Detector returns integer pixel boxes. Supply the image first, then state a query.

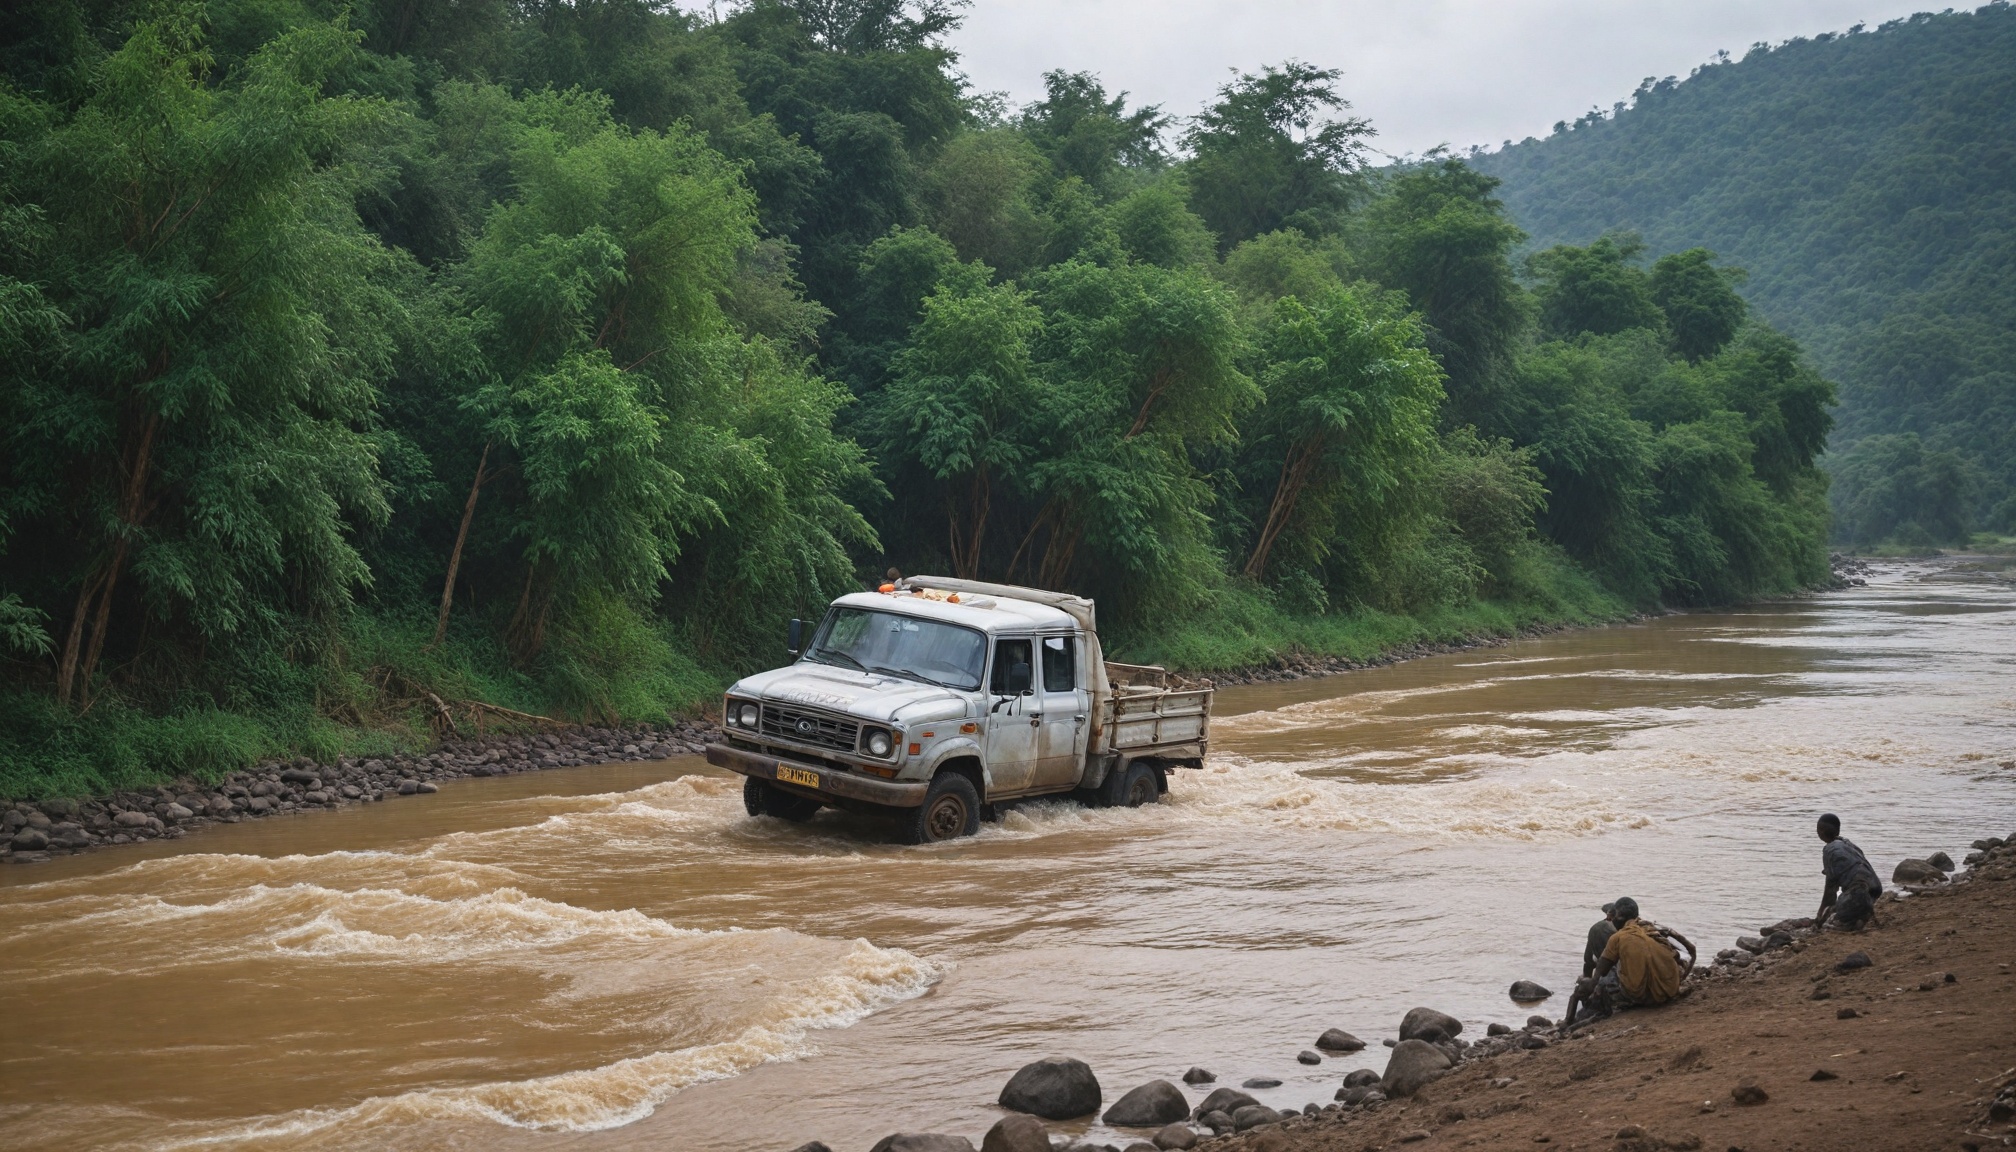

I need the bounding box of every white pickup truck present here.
[707,576,1213,842]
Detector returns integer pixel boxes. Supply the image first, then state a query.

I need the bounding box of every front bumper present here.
[707,743,929,808]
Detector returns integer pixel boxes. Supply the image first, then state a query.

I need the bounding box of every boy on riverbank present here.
[1560,897,1697,1030]
[1815,813,1882,930]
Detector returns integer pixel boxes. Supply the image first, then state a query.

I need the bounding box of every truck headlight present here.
[736,703,759,728]
[863,728,893,758]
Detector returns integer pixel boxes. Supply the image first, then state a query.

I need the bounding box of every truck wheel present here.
[901,772,980,844]
[744,776,820,822]
[1110,761,1160,808]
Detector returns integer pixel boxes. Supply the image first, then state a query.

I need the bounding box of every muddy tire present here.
[1116,761,1160,808]
[744,776,821,822]
[901,772,980,844]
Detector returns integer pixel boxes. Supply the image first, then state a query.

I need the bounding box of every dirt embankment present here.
[1212,838,2016,1152]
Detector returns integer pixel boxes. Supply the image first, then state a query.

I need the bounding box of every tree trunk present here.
[1125,366,1175,439]
[1244,437,1322,581]
[60,412,160,707]
[1036,502,1082,590]
[431,441,491,647]
[947,466,991,580]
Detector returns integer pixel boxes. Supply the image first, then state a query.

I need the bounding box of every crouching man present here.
[1560,897,1697,1031]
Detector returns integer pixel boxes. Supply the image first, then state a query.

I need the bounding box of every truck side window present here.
[992,638,1032,693]
[1041,635,1075,692]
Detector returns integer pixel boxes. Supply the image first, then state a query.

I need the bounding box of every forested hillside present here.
[1473,3,2016,547]
[0,0,1833,795]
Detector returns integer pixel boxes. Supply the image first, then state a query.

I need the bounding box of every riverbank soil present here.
[1214,860,2016,1152]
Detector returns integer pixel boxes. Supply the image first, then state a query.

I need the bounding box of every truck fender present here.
[922,739,988,789]
[1079,752,1120,791]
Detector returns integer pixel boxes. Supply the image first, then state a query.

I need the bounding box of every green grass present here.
[1110,544,1631,673]
[2,550,1633,800]
[0,600,734,802]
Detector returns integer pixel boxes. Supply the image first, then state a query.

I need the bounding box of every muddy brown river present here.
[5,560,2015,1152]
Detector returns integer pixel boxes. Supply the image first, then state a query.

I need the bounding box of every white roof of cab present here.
[829,590,1076,633]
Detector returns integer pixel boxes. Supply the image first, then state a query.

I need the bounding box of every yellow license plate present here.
[775,765,820,787]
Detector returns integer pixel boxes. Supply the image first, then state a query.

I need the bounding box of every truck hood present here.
[731,663,972,725]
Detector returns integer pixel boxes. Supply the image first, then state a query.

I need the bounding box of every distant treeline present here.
[0,1,1831,789]
[1475,2,2016,549]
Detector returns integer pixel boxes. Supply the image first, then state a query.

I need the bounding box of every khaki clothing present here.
[1601,919,1682,1005]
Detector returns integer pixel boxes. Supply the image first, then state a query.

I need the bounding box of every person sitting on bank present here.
[1815,812,1883,931]
[1559,897,1697,1030]
[1583,900,1618,979]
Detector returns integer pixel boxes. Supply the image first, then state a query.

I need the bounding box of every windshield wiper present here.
[867,664,932,685]
[809,649,866,671]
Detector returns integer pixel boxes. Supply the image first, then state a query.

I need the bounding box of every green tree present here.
[869,278,1041,577]
[1649,248,1747,362]
[1354,158,1529,430]
[1528,235,1664,341]
[2,16,404,707]
[1018,69,1167,191]
[1182,62,1371,251]
[1241,286,1445,582]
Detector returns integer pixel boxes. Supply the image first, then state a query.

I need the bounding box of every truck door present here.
[983,636,1039,794]
[1030,633,1091,789]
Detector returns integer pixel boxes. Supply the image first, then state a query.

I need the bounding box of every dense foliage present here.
[1474,3,2016,545]
[0,0,1835,792]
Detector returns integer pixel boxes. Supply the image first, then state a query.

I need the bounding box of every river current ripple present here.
[3,558,2014,1151]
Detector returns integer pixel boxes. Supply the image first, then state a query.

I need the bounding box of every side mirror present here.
[787,618,805,655]
[1007,661,1032,695]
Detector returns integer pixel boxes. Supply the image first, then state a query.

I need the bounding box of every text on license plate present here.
[776,765,820,787]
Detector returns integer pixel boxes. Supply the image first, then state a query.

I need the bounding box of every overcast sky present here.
[944,0,1935,158]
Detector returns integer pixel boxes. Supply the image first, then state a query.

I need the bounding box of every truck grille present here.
[760,704,860,754]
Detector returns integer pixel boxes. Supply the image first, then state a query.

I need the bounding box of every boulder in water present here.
[1103,1081,1188,1127]
[1398,1007,1463,1042]
[870,1136,976,1152]
[1381,1039,1453,1099]
[1315,1028,1366,1052]
[1192,1088,1259,1118]
[1230,1105,1281,1130]
[1296,1050,1322,1065]
[1241,1078,1282,1089]
[1181,1066,1215,1085]
[999,1057,1101,1120]
[1151,1122,1197,1150]
[1341,1068,1381,1089]
[1892,858,1945,885]
[1926,851,1954,871]
[981,1115,1049,1152]
[1508,980,1552,1001]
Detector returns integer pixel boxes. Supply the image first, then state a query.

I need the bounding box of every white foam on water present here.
[157,937,942,1146]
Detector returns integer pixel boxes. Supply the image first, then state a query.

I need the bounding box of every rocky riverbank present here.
[2,718,722,865]
[804,828,2016,1152]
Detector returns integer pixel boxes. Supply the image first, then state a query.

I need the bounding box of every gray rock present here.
[1508,980,1551,1001]
[1380,1039,1453,1099]
[1315,1028,1366,1052]
[1229,1105,1281,1131]
[1763,931,1794,951]
[1517,1032,1548,1050]
[1181,1066,1215,1085]
[25,810,52,829]
[247,796,273,813]
[417,781,439,793]
[869,1135,975,1152]
[10,827,49,851]
[1834,951,1873,973]
[998,1057,1101,1120]
[114,810,150,827]
[1150,1123,1197,1151]
[1240,1078,1281,1089]
[1341,1069,1381,1089]
[1197,1111,1234,1135]
[163,803,194,820]
[1103,1080,1188,1127]
[1926,851,1954,872]
[788,1144,833,1152]
[1296,1050,1322,1065]
[1892,858,1945,885]
[980,1115,1049,1152]
[1192,1088,1260,1119]
[208,796,235,815]
[397,779,420,795]
[1382,1039,1396,1048]
[1735,935,1766,953]
[1486,1022,1512,1036]
[1398,1007,1463,1042]
[1525,1015,1552,1029]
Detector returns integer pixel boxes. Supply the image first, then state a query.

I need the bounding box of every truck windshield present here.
[807,608,987,690]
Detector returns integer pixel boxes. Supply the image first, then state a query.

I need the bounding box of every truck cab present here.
[707,577,1211,842]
